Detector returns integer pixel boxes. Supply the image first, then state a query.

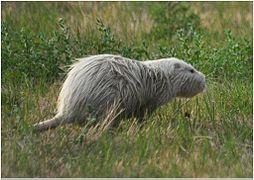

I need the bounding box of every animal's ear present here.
[174,63,181,69]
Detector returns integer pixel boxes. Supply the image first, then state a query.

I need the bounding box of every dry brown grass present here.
[190,2,252,38]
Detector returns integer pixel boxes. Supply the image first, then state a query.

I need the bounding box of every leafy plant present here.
[149,2,200,42]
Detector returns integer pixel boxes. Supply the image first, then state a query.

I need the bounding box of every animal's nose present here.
[199,82,206,92]
[202,86,207,92]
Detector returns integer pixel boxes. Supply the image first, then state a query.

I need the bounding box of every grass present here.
[1,1,253,178]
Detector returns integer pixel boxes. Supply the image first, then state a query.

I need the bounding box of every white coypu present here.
[34,54,206,131]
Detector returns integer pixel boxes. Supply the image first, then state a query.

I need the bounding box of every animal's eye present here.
[190,69,194,73]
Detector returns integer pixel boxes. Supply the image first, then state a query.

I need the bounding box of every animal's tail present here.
[33,115,63,132]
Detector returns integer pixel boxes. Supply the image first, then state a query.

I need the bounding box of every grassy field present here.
[1,2,253,177]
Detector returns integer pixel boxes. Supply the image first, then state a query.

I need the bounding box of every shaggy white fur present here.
[34,54,206,131]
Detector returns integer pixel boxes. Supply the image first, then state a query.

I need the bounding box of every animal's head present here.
[166,58,206,98]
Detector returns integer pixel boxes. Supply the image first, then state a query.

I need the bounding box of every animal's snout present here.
[200,75,206,92]
[199,82,206,92]
[197,71,206,92]
[198,71,206,78]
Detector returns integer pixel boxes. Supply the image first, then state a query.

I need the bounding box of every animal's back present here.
[57,54,158,122]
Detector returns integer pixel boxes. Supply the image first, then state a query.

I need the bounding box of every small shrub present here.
[148,2,200,42]
[2,18,75,85]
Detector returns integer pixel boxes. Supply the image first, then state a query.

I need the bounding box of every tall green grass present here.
[1,2,253,177]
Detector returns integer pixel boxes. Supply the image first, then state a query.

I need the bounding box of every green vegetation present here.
[1,2,252,177]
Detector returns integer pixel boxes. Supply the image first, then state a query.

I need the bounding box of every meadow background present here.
[1,2,253,177]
